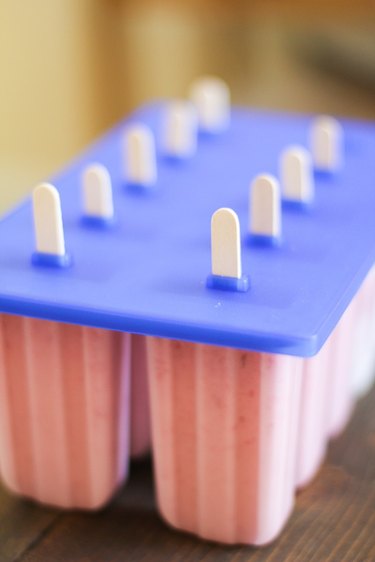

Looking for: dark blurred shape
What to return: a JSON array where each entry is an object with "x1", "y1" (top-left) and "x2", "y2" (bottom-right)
[{"x1": 290, "y1": 26, "x2": 375, "y2": 92}]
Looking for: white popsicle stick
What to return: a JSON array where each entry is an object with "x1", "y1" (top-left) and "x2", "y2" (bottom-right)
[
  {"x1": 190, "y1": 76, "x2": 230, "y2": 133},
  {"x1": 33, "y1": 183, "x2": 65, "y2": 256},
  {"x1": 280, "y1": 146, "x2": 314, "y2": 203},
  {"x1": 310, "y1": 116, "x2": 343, "y2": 172},
  {"x1": 163, "y1": 101, "x2": 197, "y2": 158},
  {"x1": 124, "y1": 125, "x2": 157, "y2": 186},
  {"x1": 211, "y1": 208, "x2": 242, "y2": 279},
  {"x1": 250, "y1": 174, "x2": 281, "y2": 238},
  {"x1": 82, "y1": 164, "x2": 114, "y2": 219}
]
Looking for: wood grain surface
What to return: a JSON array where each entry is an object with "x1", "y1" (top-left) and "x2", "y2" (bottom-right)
[{"x1": 0, "y1": 380, "x2": 374, "y2": 562}]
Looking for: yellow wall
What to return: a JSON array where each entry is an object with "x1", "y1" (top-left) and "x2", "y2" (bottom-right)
[{"x1": 0, "y1": 1, "x2": 374, "y2": 212}]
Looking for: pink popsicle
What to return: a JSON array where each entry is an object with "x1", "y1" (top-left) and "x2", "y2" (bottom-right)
[
  {"x1": 326, "y1": 304, "x2": 356, "y2": 438},
  {"x1": 351, "y1": 268, "x2": 375, "y2": 397},
  {"x1": 0, "y1": 314, "x2": 131, "y2": 509},
  {"x1": 147, "y1": 337, "x2": 302, "y2": 546},
  {"x1": 296, "y1": 340, "x2": 331, "y2": 488}
]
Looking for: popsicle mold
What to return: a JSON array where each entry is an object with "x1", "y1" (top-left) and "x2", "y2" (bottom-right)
[{"x1": 0, "y1": 84, "x2": 373, "y2": 544}]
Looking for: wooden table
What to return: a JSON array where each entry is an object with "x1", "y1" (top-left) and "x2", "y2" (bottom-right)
[{"x1": 0, "y1": 381, "x2": 374, "y2": 562}]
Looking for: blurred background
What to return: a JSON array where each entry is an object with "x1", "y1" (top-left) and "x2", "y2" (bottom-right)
[{"x1": 0, "y1": 0, "x2": 374, "y2": 213}]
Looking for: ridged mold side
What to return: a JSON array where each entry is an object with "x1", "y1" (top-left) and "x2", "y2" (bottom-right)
[{"x1": 130, "y1": 335, "x2": 151, "y2": 458}]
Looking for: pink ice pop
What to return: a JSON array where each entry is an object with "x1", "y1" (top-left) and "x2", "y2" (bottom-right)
[
  {"x1": 147, "y1": 337, "x2": 302, "y2": 546},
  {"x1": 326, "y1": 304, "x2": 355, "y2": 438},
  {"x1": 296, "y1": 340, "x2": 331, "y2": 488},
  {"x1": 0, "y1": 314, "x2": 131, "y2": 509},
  {"x1": 351, "y1": 268, "x2": 375, "y2": 397}
]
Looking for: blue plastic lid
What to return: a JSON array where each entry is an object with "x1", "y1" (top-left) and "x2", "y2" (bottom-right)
[{"x1": 0, "y1": 103, "x2": 374, "y2": 357}]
